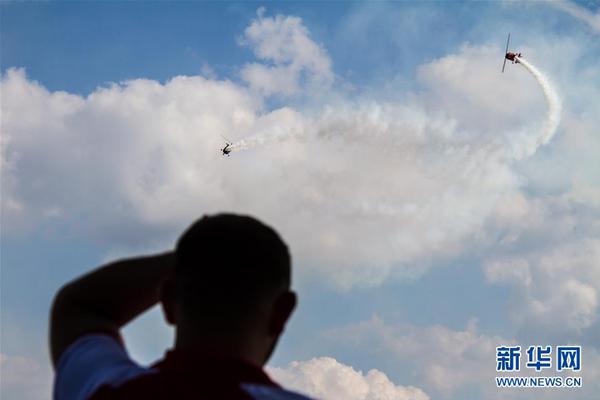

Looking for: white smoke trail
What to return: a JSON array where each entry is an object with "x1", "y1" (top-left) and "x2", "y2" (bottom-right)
[
  {"x1": 514, "y1": 56, "x2": 562, "y2": 156},
  {"x1": 228, "y1": 125, "x2": 300, "y2": 152},
  {"x1": 231, "y1": 57, "x2": 561, "y2": 161},
  {"x1": 228, "y1": 107, "x2": 307, "y2": 152}
]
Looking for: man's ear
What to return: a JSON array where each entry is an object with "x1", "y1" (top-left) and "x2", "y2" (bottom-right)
[
  {"x1": 159, "y1": 278, "x2": 177, "y2": 326},
  {"x1": 268, "y1": 290, "x2": 297, "y2": 336}
]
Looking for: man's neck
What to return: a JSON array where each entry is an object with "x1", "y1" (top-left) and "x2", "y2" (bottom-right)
[{"x1": 173, "y1": 328, "x2": 267, "y2": 366}]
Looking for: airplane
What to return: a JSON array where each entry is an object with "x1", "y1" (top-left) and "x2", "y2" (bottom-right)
[
  {"x1": 221, "y1": 143, "x2": 232, "y2": 156},
  {"x1": 220, "y1": 135, "x2": 233, "y2": 156},
  {"x1": 502, "y1": 33, "x2": 522, "y2": 73}
]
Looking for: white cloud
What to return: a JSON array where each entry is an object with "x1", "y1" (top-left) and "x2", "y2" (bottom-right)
[
  {"x1": 325, "y1": 316, "x2": 508, "y2": 397},
  {"x1": 549, "y1": 1, "x2": 600, "y2": 34},
  {"x1": 481, "y1": 106, "x2": 600, "y2": 339},
  {"x1": 325, "y1": 316, "x2": 600, "y2": 399},
  {"x1": 2, "y1": 11, "x2": 598, "y2": 294},
  {"x1": 0, "y1": 66, "x2": 525, "y2": 289},
  {"x1": 240, "y1": 8, "x2": 333, "y2": 96},
  {"x1": 457, "y1": 35, "x2": 600, "y2": 342},
  {"x1": 484, "y1": 239, "x2": 600, "y2": 339},
  {"x1": 1, "y1": 32, "x2": 589, "y2": 290},
  {"x1": 485, "y1": 258, "x2": 532, "y2": 287},
  {"x1": 2, "y1": 6, "x2": 600, "y2": 400},
  {"x1": 416, "y1": 45, "x2": 543, "y2": 133},
  {"x1": 0, "y1": 68, "x2": 260, "y2": 240},
  {"x1": 269, "y1": 357, "x2": 429, "y2": 400}
]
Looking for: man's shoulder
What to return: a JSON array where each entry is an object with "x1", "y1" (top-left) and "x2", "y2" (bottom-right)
[
  {"x1": 56, "y1": 337, "x2": 316, "y2": 400},
  {"x1": 243, "y1": 383, "x2": 315, "y2": 400},
  {"x1": 88, "y1": 373, "x2": 315, "y2": 400},
  {"x1": 84, "y1": 349, "x2": 316, "y2": 400},
  {"x1": 54, "y1": 334, "x2": 153, "y2": 400}
]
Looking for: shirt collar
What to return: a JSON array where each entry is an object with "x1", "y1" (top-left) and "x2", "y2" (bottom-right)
[{"x1": 153, "y1": 349, "x2": 278, "y2": 387}]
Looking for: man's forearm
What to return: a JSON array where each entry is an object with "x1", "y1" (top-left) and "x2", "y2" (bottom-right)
[{"x1": 50, "y1": 252, "x2": 174, "y2": 366}]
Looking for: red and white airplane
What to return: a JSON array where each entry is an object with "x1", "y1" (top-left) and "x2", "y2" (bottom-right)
[{"x1": 502, "y1": 33, "x2": 522, "y2": 73}]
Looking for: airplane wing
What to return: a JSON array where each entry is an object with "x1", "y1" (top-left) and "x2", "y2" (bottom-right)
[{"x1": 502, "y1": 33, "x2": 510, "y2": 73}]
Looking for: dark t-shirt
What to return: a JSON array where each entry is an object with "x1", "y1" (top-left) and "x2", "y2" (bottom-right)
[{"x1": 54, "y1": 335, "x2": 312, "y2": 400}]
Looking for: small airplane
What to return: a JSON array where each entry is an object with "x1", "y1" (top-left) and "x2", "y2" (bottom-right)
[
  {"x1": 221, "y1": 142, "x2": 232, "y2": 156},
  {"x1": 502, "y1": 33, "x2": 522, "y2": 73},
  {"x1": 220, "y1": 135, "x2": 233, "y2": 156}
]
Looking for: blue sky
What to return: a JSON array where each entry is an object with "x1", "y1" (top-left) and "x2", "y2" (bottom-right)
[
  {"x1": 3, "y1": 1, "x2": 573, "y2": 94},
  {"x1": 2, "y1": 1, "x2": 600, "y2": 399}
]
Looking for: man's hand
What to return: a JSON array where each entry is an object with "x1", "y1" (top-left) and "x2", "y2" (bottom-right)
[{"x1": 49, "y1": 252, "x2": 174, "y2": 367}]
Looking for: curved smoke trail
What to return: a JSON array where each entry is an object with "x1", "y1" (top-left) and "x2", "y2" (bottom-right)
[
  {"x1": 515, "y1": 56, "x2": 562, "y2": 155},
  {"x1": 229, "y1": 57, "x2": 561, "y2": 158}
]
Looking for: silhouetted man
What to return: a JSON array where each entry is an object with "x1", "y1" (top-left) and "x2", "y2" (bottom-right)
[{"x1": 50, "y1": 213, "x2": 310, "y2": 399}]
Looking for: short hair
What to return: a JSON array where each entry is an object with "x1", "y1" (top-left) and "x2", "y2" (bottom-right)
[{"x1": 174, "y1": 213, "x2": 291, "y2": 324}]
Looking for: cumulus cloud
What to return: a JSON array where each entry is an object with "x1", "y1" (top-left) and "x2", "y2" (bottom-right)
[
  {"x1": 2, "y1": 6, "x2": 600, "y2": 400},
  {"x1": 0, "y1": 65, "x2": 525, "y2": 288},
  {"x1": 0, "y1": 17, "x2": 584, "y2": 290},
  {"x1": 325, "y1": 316, "x2": 509, "y2": 397},
  {"x1": 240, "y1": 8, "x2": 333, "y2": 96},
  {"x1": 481, "y1": 104, "x2": 600, "y2": 341},
  {"x1": 416, "y1": 45, "x2": 543, "y2": 133},
  {"x1": 421, "y1": 35, "x2": 600, "y2": 343},
  {"x1": 485, "y1": 238, "x2": 600, "y2": 339},
  {"x1": 325, "y1": 316, "x2": 600, "y2": 399},
  {"x1": 1, "y1": 68, "x2": 261, "y2": 242},
  {"x1": 269, "y1": 357, "x2": 429, "y2": 400}
]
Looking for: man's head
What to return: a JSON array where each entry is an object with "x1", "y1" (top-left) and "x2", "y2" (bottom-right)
[{"x1": 160, "y1": 213, "x2": 296, "y2": 365}]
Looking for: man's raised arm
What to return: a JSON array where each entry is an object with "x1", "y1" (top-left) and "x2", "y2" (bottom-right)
[{"x1": 49, "y1": 252, "x2": 174, "y2": 367}]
